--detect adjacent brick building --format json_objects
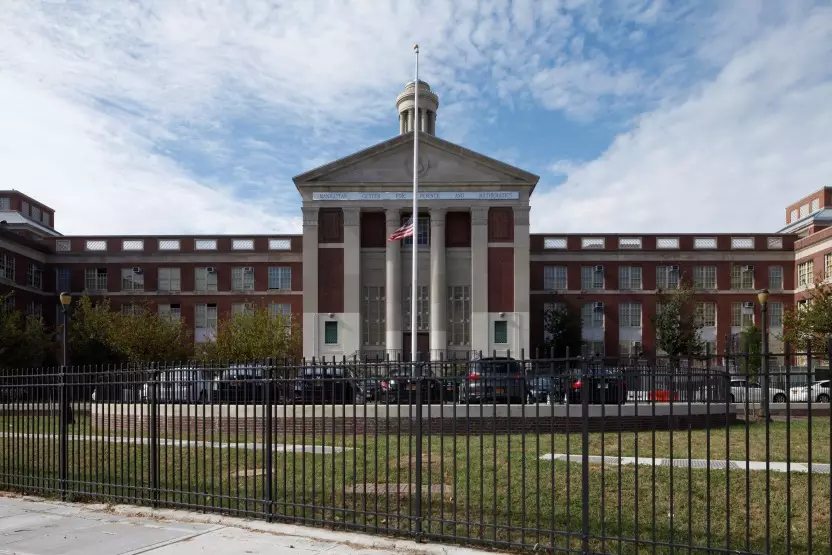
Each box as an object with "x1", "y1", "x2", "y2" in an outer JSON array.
[{"x1": 0, "y1": 82, "x2": 828, "y2": 361}]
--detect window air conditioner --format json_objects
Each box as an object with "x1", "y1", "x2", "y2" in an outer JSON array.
[
  {"x1": 594, "y1": 265, "x2": 604, "y2": 272},
  {"x1": 743, "y1": 265, "x2": 755, "y2": 272},
  {"x1": 243, "y1": 267, "x2": 254, "y2": 273},
  {"x1": 132, "y1": 267, "x2": 142, "y2": 274},
  {"x1": 742, "y1": 302, "x2": 755, "y2": 309},
  {"x1": 670, "y1": 265, "x2": 680, "y2": 272},
  {"x1": 593, "y1": 302, "x2": 604, "y2": 310},
  {"x1": 206, "y1": 267, "x2": 217, "y2": 274}
]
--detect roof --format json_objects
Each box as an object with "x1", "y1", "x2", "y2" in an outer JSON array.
[
  {"x1": 0, "y1": 211, "x2": 62, "y2": 237},
  {"x1": 777, "y1": 208, "x2": 832, "y2": 234}
]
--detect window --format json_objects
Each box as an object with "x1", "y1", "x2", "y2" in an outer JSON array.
[
  {"x1": 543, "y1": 237, "x2": 567, "y2": 249},
  {"x1": 826, "y1": 254, "x2": 832, "y2": 280},
  {"x1": 694, "y1": 237, "x2": 717, "y2": 249},
  {"x1": 767, "y1": 237, "x2": 783, "y2": 249},
  {"x1": 232, "y1": 239, "x2": 254, "y2": 250},
  {"x1": 403, "y1": 217, "x2": 430, "y2": 246},
  {"x1": 2, "y1": 295, "x2": 14, "y2": 312},
  {"x1": 581, "y1": 237, "x2": 604, "y2": 249},
  {"x1": 403, "y1": 285, "x2": 430, "y2": 331},
  {"x1": 583, "y1": 341, "x2": 605, "y2": 357},
  {"x1": 158, "y1": 239, "x2": 180, "y2": 251},
  {"x1": 493, "y1": 321, "x2": 508, "y2": 344},
  {"x1": 769, "y1": 266, "x2": 783, "y2": 291},
  {"x1": 26, "y1": 263, "x2": 42, "y2": 289},
  {"x1": 656, "y1": 266, "x2": 679, "y2": 290},
  {"x1": 0, "y1": 252, "x2": 13, "y2": 281},
  {"x1": 619, "y1": 302, "x2": 642, "y2": 327},
  {"x1": 581, "y1": 266, "x2": 604, "y2": 290},
  {"x1": 231, "y1": 302, "x2": 255, "y2": 315},
  {"x1": 84, "y1": 268, "x2": 108, "y2": 292},
  {"x1": 619, "y1": 237, "x2": 642, "y2": 249},
  {"x1": 695, "y1": 302, "x2": 717, "y2": 327},
  {"x1": 56, "y1": 240, "x2": 71, "y2": 252},
  {"x1": 790, "y1": 209, "x2": 799, "y2": 222},
  {"x1": 618, "y1": 266, "x2": 642, "y2": 290},
  {"x1": 543, "y1": 266, "x2": 567, "y2": 290},
  {"x1": 121, "y1": 268, "x2": 144, "y2": 291},
  {"x1": 270, "y1": 303, "x2": 293, "y2": 335},
  {"x1": 769, "y1": 302, "x2": 783, "y2": 328},
  {"x1": 158, "y1": 303, "x2": 181, "y2": 321},
  {"x1": 120, "y1": 303, "x2": 140, "y2": 316},
  {"x1": 581, "y1": 302, "x2": 604, "y2": 328},
  {"x1": 85, "y1": 240, "x2": 106, "y2": 251},
  {"x1": 619, "y1": 341, "x2": 642, "y2": 357},
  {"x1": 800, "y1": 204, "x2": 809, "y2": 218},
  {"x1": 812, "y1": 198, "x2": 820, "y2": 212},
  {"x1": 656, "y1": 237, "x2": 679, "y2": 249},
  {"x1": 731, "y1": 302, "x2": 754, "y2": 327},
  {"x1": 731, "y1": 237, "x2": 754, "y2": 249},
  {"x1": 42, "y1": 212, "x2": 50, "y2": 226},
  {"x1": 122, "y1": 240, "x2": 143, "y2": 251},
  {"x1": 195, "y1": 303, "x2": 218, "y2": 330},
  {"x1": 21, "y1": 201, "x2": 29, "y2": 216},
  {"x1": 268, "y1": 267, "x2": 292, "y2": 290},
  {"x1": 30, "y1": 206, "x2": 41, "y2": 221},
  {"x1": 0, "y1": 197, "x2": 9, "y2": 210},
  {"x1": 324, "y1": 321, "x2": 338, "y2": 345},
  {"x1": 797, "y1": 261, "x2": 814, "y2": 287},
  {"x1": 195, "y1": 239, "x2": 217, "y2": 250},
  {"x1": 448, "y1": 286, "x2": 470, "y2": 346},
  {"x1": 731, "y1": 265, "x2": 755, "y2": 290},
  {"x1": 195, "y1": 267, "x2": 218, "y2": 292},
  {"x1": 56, "y1": 268, "x2": 70, "y2": 292},
  {"x1": 231, "y1": 267, "x2": 255, "y2": 291},
  {"x1": 362, "y1": 286, "x2": 385, "y2": 346},
  {"x1": 693, "y1": 266, "x2": 717, "y2": 290},
  {"x1": 157, "y1": 268, "x2": 181, "y2": 292},
  {"x1": 269, "y1": 238, "x2": 291, "y2": 250}
]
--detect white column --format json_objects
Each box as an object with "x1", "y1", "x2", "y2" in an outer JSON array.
[
  {"x1": 420, "y1": 109, "x2": 427, "y2": 134},
  {"x1": 385, "y1": 209, "x2": 402, "y2": 357},
  {"x1": 343, "y1": 208, "x2": 361, "y2": 357},
  {"x1": 513, "y1": 206, "x2": 531, "y2": 358},
  {"x1": 301, "y1": 206, "x2": 319, "y2": 359},
  {"x1": 429, "y1": 208, "x2": 446, "y2": 359},
  {"x1": 470, "y1": 207, "x2": 489, "y2": 355}
]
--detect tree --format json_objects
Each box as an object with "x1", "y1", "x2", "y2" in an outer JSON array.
[
  {"x1": 109, "y1": 301, "x2": 194, "y2": 363},
  {"x1": 199, "y1": 305, "x2": 300, "y2": 361},
  {"x1": 541, "y1": 303, "x2": 583, "y2": 357},
  {"x1": 652, "y1": 283, "x2": 704, "y2": 358},
  {"x1": 738, "y1": 325, "x2": 763, "y2": 375},
  {"x1": 0, "y1": 293, "x2": 56, "y2": 368},
  {"x1": 67, "y1": 294, "x2": 123, "y2": 365},
  {"x1": 783, "y1": 279, "x2": 832, "y2": 354}
]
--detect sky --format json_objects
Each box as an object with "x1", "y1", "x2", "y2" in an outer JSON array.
[{"x1": 1, "y1": 0, "x2": 831, "y2": 235}]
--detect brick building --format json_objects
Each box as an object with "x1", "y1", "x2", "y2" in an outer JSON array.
[{"x1": 0, "y1": 81, "x2": 829, "y2": 361}]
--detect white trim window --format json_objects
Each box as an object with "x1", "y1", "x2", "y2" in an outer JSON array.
[
  {"x1": 231, "y1": 267, "x2": 255, "y2": 291},
  {"x1": 195, "y1": 303, "x2": 218, "y2": 330},
  {"x1": 0, "y1": 252, "x2": 15, "y2": 282},
  {"x1": 403, "y1": 285, "x2": 429, "y2": 331},
  {"x1": 158, "y1": 303, "x2": 181, "y2": 321},
  {"x1": 26, "y1": 263, "x2": 42, "y2": 290},
  {"x1": 581, "y1": 302, "x2": 604, "y2": 329},
  {"x1": 695, "y1": 302, "x2": 717, "y2": 327},
  {"x1": 231, "y1": 302, "x2": 255, "y2": 315},
  {"x1": 121, "y1": 268, "x2": 144, "y2": 291},
  {"x1": 656, "y1": 266, "x2": 679, "y2": 290},
  {"x1": 268, "y1": 267, "x2": 292, "y2": 290},
  {"x1": 731, "y1": 302, "x2": 754, "y2": 327},
  {"x1": 731, "y1": 265, "x2": 755, "y2": 290},
  {"x1": 797, "y1": 261, "x2": 813, "y2": 287},
  {"x1": 580, "y1": 266, "x2": 604, "y2": 290},
  {"x1": 270, "y1": 302, "x2": 293, "y2": 335},
  {"x1": 769, "y1": 302, "x2": 783, "y2": 328},
  {"x1": 768, "y1": 266, "x2": 783, "y2": 291},
  {"x1": 84, "y1": 268, "x2": 108, "y2": 292},
  {"x1": 583, "y1": 341, "x2": 605, "y2": 357},
  {"x1": 158, "y1": 268, "x2": 181, "y2": 292},
  {"x1": 403, "y1": 217, "x2": 430, "y2": 246},
  {"x1": 543, "y1": 266, "x2": 567, "y2": 290},
  {"x1": 825, "y1": 254, "x2": 832, "y2": 281},
  {"x1": 195, "y1": 267, "x2": 218, "y2": 292},
  {"x1": 448, "y1": 286, "x2": 470, "y2": 346},
  {"x1": 693, "y1": 266, "x2": 717, "y2": 290},
  {"x1": 618, "y1": 266, "x2": 642, "y2": 290},
  {"x1": 362, "y1": 286, "x2": 385, "y2": 346},
  {"x1": 619, "y1": 302, "x2": 642, "y2": 327},
  {"x1": 543, "y1": 302, "x2": 566, "y2": 342}
]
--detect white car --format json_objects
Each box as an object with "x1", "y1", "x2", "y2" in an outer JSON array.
[
  {"x1": 789, "y1": 380, "x2": 830, "y2": 403},
  {"x1": 730, "y1": 378, "x2": 787, "y2": 403},
  {"x1": 141, "y1": 368, "x2": 215, "y2": 403}
]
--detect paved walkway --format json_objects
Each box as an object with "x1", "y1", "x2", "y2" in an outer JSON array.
[
  {"x1": 539, "y1": 453, "x2": 831, "y2": 474},
  {"x1": 0, "y1": 433, "x2": 347, "y2": 453},
  {"x1": 0, "y1": 495, "x2": 488, "y2": 555}
]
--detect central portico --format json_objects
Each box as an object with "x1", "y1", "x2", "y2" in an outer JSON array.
[{"x1": 294, "y1": 81, "x2": 539, "y2": 360}]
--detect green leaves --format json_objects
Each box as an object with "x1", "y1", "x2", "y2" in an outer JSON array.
[
  {"x1": 652, "y1": 283, "x2": 704, "y2": 358},
  {"x1": 783, "y1": 279, "x2": 832, "y2": 354},
  {"x1": 541, "y1": 303, "x2": 583, "y2": 358},
  {"x1": 197, "y1": 305, "x2": 300, "y2": 362},
  {"x1": 0, "y1": 293, "x2": 55, "y2": 368}
]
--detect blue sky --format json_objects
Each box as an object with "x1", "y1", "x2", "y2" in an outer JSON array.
[{"x1": 2, "y1": 0, "x2": 831, "y2": 235}]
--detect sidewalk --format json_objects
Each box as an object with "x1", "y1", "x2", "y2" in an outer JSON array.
[
  {"x1": 539, "y1": 453, "x2": 831, "y2": 474},
  {"x1": 0, "y1": 495, "x2": 489, "y2": 555}
]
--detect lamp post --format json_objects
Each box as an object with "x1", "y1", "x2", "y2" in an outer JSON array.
[
  {"x1": 58, "y1": 292, "x2": 73, "y2": 426},
  {"x1": 757, "y1": 289, "x2": 770, "y2": 422}
]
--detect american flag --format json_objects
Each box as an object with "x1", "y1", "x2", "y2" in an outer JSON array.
[{"x1": 387, "y1": 217, "x2": 414, "y2": 242}]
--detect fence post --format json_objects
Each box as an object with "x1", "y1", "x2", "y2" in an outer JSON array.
[
  {"x1": 414, "y1": 359, "x2": 423, "y2": 542},
  {"x1": 264, "y1": 360, "x2": 274, "y2": 521},
  {"x1": 59, "y1": 367, "x2": 68, "y2": 501},
  {"x1": 580, "y1": 356, "x2": 590, "y2": 553},
  {"x1": 148, "y1": 366, "x2": 160, "y2": 507}
]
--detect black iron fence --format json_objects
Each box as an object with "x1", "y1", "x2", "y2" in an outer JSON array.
[{"x1": 0, "y1": 352, "x2": 830, "y2": 554}]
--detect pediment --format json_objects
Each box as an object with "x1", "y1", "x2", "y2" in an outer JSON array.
[{"x1": 293, "y1": 134, "x2": 538, "y2": 188}]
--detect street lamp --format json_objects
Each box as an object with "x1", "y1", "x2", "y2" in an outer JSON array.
[
  {"x1": 757, "y1": 289, "x2": 770, "y2": 422},
  {"x1": 59, "y1": 292, "x2": 71, "y2": 367}
]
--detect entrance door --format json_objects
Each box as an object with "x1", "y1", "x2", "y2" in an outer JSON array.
[{"x1": 403, "y1": 332, "x2": 430, "y2": 362}]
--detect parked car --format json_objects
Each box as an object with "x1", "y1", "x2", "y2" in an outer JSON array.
[
  {"x1": 381, "y1": 364, "x2": 444, "y2": 404},
  {"x1": 561, "y1": 369, "x2": 628, "y2": 405},
  {"x1": 292, "y1": 365, "x2": 357, "y2": 404},
  {"x1": 789, "y1": 380, "x2": 830, "y2": 403},
  {"x1": 729, "y1": 378, "x2": 787, "y2": 403},
  {"x1": 140, "y1": 368, "x2": 214, "y2": 404},
  {"x1": 525, "y1": 376, "x2": 554, "y2": 404},
  {"x1": 457, "y1": 357, "x2": 525, "y2": 404},
  {"x1": 214, "y1": 365, "x2": 271, "y2": 404}
]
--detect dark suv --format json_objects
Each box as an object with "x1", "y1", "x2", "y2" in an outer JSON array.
[
  {"x1": 458, "y1": 357, "x2": 526, "y2": 404},
  {"x1": 292, "y1": 366, "x2": 356, "y2": 404},
  {"x1": 214, "y1": 365, "x2": 271, "y2": 404},
  {"x1": 381, "y1": 364, "x2": 444, "y2": 404}
]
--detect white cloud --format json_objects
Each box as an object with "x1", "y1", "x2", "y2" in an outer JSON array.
[{"x1": 531, "y1": 6, "x2": 832, "y2": 233}]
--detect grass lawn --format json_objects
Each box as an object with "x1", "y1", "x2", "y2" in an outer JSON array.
[{"x1": 1, "y1": 431, "x2": 830, "y2": 554}]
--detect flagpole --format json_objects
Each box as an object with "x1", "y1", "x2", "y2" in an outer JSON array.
[{"x1": 411, "y1": 44, "x2": 419, "y2": 365}]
